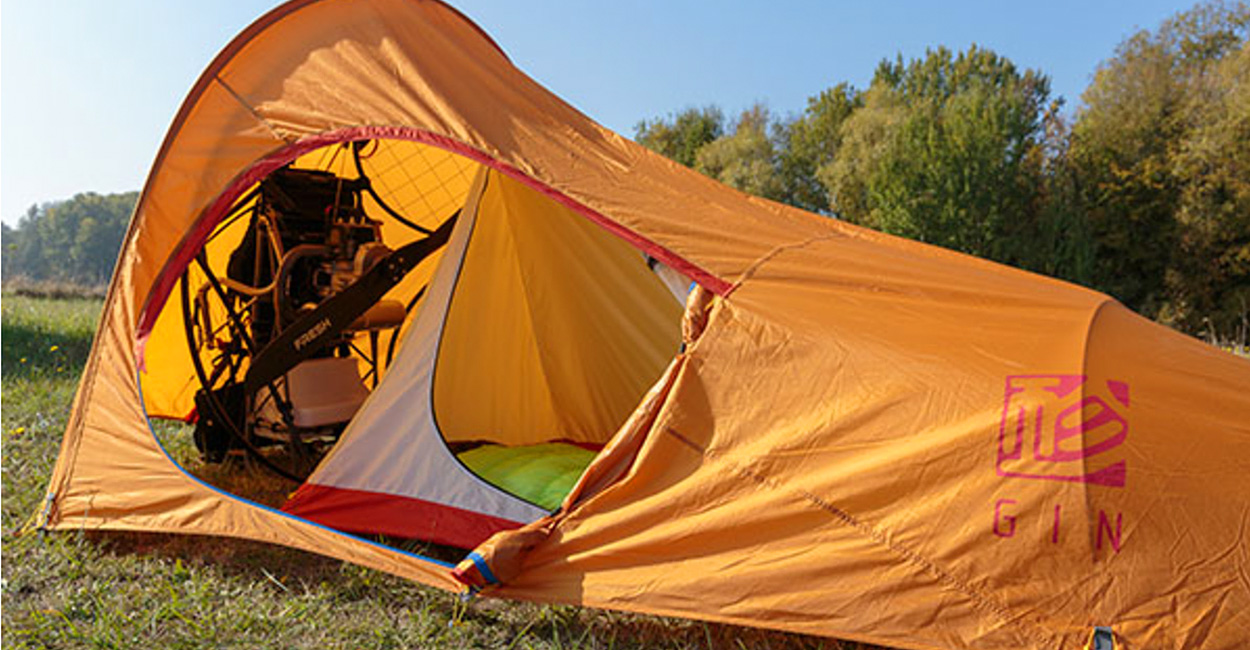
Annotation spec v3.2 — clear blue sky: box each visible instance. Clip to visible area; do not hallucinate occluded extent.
[1,0,1193,226]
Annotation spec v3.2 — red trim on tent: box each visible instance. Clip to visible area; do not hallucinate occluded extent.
[283,482,524,549]
[136,126,730,369]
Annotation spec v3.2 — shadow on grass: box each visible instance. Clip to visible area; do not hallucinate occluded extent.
[1,298,99,380]
[78,529,861,650]
[87,530,346,587]
[2,319,95,379]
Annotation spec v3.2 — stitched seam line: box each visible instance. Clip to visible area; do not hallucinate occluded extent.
[727,233,844,297]
[214,75,287,142]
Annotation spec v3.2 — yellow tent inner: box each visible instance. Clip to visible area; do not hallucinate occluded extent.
[140,139,477,419]
[434,170,682,445]
[141,139,682,451]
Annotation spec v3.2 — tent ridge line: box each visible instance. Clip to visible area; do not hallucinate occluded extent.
[661,425,1058,647]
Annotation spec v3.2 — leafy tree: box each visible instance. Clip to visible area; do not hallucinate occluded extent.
[1,221,17,279]
[628,3,1248,340]
[4,204,52,280]
[2,192,137,286]
[777,83,862,213]
[634,106,725,168]
[1032,114,1096,285]
[824,46,1068,272]
[693,104,787,202]
[820,82,907,227]
[1070,0,1249,331]
[1171,37,1250,335]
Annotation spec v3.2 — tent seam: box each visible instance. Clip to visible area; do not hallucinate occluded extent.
[422,172,555,512]
[43,206,157,528]
[1077,297,1117,590]
[46,356,100,527]
[726,233,845,297]
[212,76,288,143]
[664,427,1059,648]
[43,277,131,527]
[499,203,567,441]
[38,517,459,577]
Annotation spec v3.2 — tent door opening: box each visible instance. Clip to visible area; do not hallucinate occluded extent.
[286,161,685,547]
[143,138,684,548]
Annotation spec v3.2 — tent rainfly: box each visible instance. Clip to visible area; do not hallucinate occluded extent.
[32,1,1250,648]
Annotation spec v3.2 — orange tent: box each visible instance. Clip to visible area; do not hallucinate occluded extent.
[35,1,1250,648]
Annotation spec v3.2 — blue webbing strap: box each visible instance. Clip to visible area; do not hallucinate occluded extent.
[467,551,499,586]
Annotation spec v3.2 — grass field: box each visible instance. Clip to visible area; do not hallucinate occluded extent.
[2,295,870,650]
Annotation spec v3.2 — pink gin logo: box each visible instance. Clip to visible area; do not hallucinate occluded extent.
[996,375,1129,487]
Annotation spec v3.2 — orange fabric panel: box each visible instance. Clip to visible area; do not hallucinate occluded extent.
[209,0,829,292]
[488,295,1081,647]
[128,80,284,322]
[486,243,1250,647]
[140,192,254,420]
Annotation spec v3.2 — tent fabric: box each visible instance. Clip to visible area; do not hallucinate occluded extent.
[34,1,1250,649]
[433,168,683,446]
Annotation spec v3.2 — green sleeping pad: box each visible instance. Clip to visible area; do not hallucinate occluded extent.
[456,442,598,512]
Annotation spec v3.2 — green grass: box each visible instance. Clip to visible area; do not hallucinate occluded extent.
[2,294,871,649]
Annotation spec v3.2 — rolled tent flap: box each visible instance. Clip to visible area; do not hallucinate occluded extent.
[454,286,713,589]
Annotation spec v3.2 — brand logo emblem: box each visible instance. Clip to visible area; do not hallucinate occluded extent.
[293,317,332,352]
[996,375,1129,487]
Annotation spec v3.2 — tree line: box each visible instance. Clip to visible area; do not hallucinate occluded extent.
[2,192,137,287]
[636,1,1248,340]
[2,2,1245,340]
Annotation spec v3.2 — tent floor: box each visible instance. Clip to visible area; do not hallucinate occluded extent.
[455,441,599,511]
